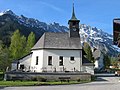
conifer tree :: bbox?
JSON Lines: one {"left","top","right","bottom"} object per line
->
{"left": 103, "top": 54, "right": 111, "bottom": 69}
{"left": 83, "top": 42, "right": 94, "bottom": 62}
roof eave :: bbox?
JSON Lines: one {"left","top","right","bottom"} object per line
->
{"left": 32, "top": 47, "right": 82, "bottom": 51}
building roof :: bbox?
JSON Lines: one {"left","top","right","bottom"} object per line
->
{"left": 93, "top": 49, "right": 101, "bottom": 60}
{"left": 12, "top": 52, "right": 33, "bottom": 63}
{"left": 32, "top": 32, "right": 82, "bottom": 50}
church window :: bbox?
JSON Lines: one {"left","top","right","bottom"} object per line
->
{"left": 36, "top": 56, "right": 39, "bottom": 65}
{"left": 48, "top": 56, "right": 52, "bottom": 65}
{"left": 20, "top": 64, "right": 24, "bottom": 70}
{"left": 70, "top": 57, "right": 74, "bottom": 61}
{"left": 59, "top": 56, "right": 63, "bottom": 66}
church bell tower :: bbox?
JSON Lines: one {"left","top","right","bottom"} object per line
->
{"left": 68, "top": 3, "right": 80, "bottom": 38}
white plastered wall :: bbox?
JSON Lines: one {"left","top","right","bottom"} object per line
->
{"left": 42, "top": 49, "right": 82, "bottom": 72}
{"left": 31, "top": 50, "right": 43, "bottom": 72}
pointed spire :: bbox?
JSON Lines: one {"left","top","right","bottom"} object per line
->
{"left": 71, "top": 3, "right": 77, "bottom": 20}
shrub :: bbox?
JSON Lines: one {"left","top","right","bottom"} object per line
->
{"left": 36, "top": 76, "right": 47, "bottom": 82}
{"left": 91, "top": 75, "right": 96, "bottom": 81}
{"left": 77, "top": 79, "right": 81, "bottom": 82}
{"left": 30, "top": 77, "right": 37, "bottom": 81}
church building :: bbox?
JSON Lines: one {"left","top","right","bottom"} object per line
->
{"left": 11, "top": 4, "right": 94, "bottom": 75}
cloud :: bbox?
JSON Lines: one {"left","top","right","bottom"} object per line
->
{"left": 40, "top": 1, "right": 63, "bottom": 13}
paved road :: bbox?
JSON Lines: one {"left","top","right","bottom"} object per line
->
{"left": 1, "top": 75, "right": 120, "bottom": 90}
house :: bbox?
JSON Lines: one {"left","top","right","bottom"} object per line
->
{"left": 11, "top": 4, "right": 94, "bottom": 75}
{"left": 11, "top": 53, "right": 32, "bottom": 72}
{"left": 93, "top": 49, "right": 104, "bottom": 70}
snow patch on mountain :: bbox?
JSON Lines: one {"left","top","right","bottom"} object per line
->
{"left": 0, "top": 9, "right": 15, "bottom": 16}
{"left": 0, "top": 12, "right": 4, "bottom": 16}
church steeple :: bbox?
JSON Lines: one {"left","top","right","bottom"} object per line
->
{"left": 68, "top": 3, "right": 80, "bottom": 38}
{"left": 71, "top": 3, "right": 77, "bottom": 20}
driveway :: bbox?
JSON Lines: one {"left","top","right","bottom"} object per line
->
{"left": 1, "top": 75, "right": 120, "bottom": 90}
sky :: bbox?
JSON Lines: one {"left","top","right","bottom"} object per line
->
{"left": 0, "top": 0, "right": 120, "bottom": 34}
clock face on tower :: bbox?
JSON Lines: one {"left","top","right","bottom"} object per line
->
{"left": 72, "top": 26, "right": 76, "bottom": 31}
{"left": 73, "top": 28, "right": 76, "bottom": 31}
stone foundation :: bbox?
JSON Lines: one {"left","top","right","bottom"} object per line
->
{"left": 4, "top": 71, "right": 91, "bottom": 81}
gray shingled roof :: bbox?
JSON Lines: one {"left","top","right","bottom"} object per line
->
{"left": 32, "top": 32, "right": 82, "bottom": 50}
{"left": 12, "top": 52, "right": 33, "bottom": 63}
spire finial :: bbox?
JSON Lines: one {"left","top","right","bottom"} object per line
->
{"left": 73, "top": 0, "right": 74, "bottom": 5}
{"left": 73, "top": 2, "right": 74, "bottom": 13}
{"left": 71, "top": 1, "right": 77, "bottom": 20}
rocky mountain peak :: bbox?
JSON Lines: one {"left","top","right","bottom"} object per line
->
{"left": 0, "top": 9, "right": 15, "bottom": 16}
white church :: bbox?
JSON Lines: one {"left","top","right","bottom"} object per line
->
{"left": 11, "top": 5, "right": 94, "bottom": 75}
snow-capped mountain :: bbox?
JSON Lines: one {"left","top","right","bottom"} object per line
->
{"left": 80, "top": 24, "right": 119, "bottom": 56}
{"left": 0, "top": 10, "right": 119, "bottom": 56}
{"left": 0, "top": 9, "right": 15, "bottom": 16}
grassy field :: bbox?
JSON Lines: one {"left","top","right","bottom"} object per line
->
{"left": 0, "top": 72, "right": 3, "bottom": 74}
{"left": 0, "top": 81, "right": 39, "bottom": 87}
{"left": 0, "top": 80, "right": 90, "bottom": 87}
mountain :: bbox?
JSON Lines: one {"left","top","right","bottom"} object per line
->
{"left": 0, "top": 9, "right": 68, "bottom": 46}
{"left": 0, "top": 10, "right": 119, "bottom": 56}
{"left": 80, "top": 24, "right": 119, "bottom": 56}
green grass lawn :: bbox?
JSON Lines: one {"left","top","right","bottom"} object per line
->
{"left": 0, "top": 81, "right": 39, "bottom": 87}
{"left": 0, "top": 72, "right": 3, "bottom": 74}
{"left": 0, "top": 80, "right": 90, "bottom": 87}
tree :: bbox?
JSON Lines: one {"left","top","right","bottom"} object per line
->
{"left": 25, "top": 32, "right": 35, "bottom": 54}
{"left": 103, "top": 54, "right": 111, "bottom": 69}
{"left": 83, "top": 42, "right": 94, "bottom": 62}
{"left": 9, "top": 30, "right": 26, "bottom": 60}
{"left": 19, "top": 35, "right": 26, "bottom": 56}
{"left": 0, "top": 41, "right": 11, "bottom": 71}
{"left": 111, "top": 60, "right": 118, "bottom": 68}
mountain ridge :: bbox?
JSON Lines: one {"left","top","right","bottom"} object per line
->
{"left": 0, "top": 9, "right": 119, "bottom": 56}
